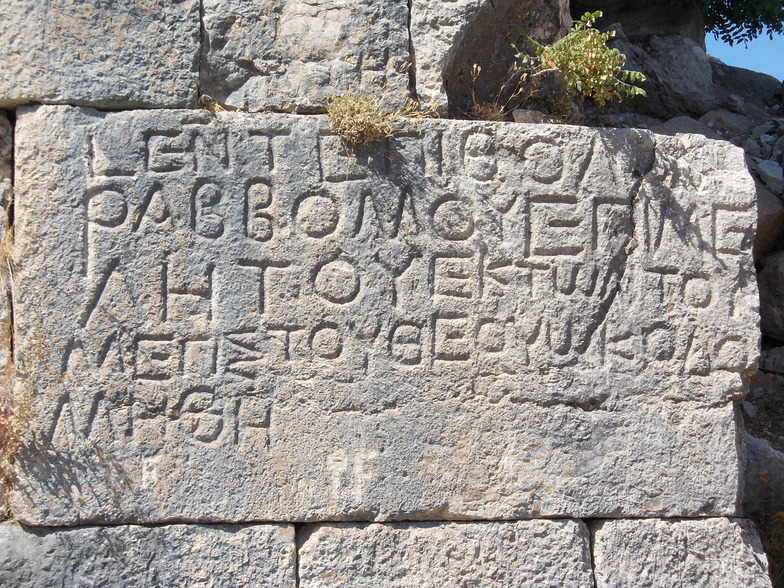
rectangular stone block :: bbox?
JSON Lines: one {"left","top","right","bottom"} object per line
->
{"left": 10, "top": 106, "right": 757, "bottom": 524}
{"left": 592, "top": 518, "right": 771, "bottom": 588}
{"left": 0, "top": 1, "right": 199, "bottom": 108}
{"left": 0, "top": 522, "right": 297, "bottom": 587}
{"left": 201, "top": 0, "right": 411, "bottom": 112}
{"left": 299, "top": 520, "right": 593, "bottom": 588}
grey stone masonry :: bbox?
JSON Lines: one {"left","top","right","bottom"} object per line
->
{"left": 298, "top": 520, "right": 594, "bottom": 587}
{"left": 593, "top": 518, "right": 771, "bottom": 588}
{"left": 0, "top": 0, "right": 199, "bottom": 108}
{"left": 201, "top": 0, "right": 411, "bottom": 113}
{"left": 1, "top": 0, "right": 569, "bottom": 112}
{"left": 10, "top": 106, "right": 757, "bottom": 525}
{"left": 0, "top": 522, "right": 297, "bottom": 587}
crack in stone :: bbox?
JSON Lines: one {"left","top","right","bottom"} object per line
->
{"left": 406, "top": 0, "right": 418, "bottom": 101}
{"left": 196, "top": 0, "right": 206, "bottom": 104}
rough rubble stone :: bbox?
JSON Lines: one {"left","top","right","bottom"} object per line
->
{"left": 0, "top": 0, "right": 199, "bottom": 109}
{"left": 700, "top": 109, "right": 757, "bottom": 143}
{"left": 759, "top": 251, "right": 784, "bottom": 341}
{"left": 0, "top": 522, "right": 296, "bottom": 587}
{"left": 773, "top": 135, "right": 784, "bottom": 166}
{"left": 710, "top": 59, "right": 783, "bottom": 110}
{"left": 512, "top": 109, "right": 552, "bottom": 124}
{"left": 757, "top": 159, "right": 784, "bottom": 194}
{"left": 201, "top": 0, "right": 411, "bottom": 113}
{"left": 650, "top": 115, "right": 721, "bottom": 140}
{"left": 753, "top": 186, "right": 784, "bottom": 262}
{"left": 411, "top": 0, "right": 570, "bottom": 112}
{"left": 592, "top": 518, "right": 771, "bottom": 588}
{"left": 612, "top": 35, "right": 714, "bottom": 120}
{"left": 299, "top": 520, "right": 593, "bottom": 588}
{"left": 759, "top": 347, "right": 784, "bottom": 373}
{"left": 745, "top": 433, "right": 784, "bottom": 520}
{"left": 10, "top": 106, "right": 757, "bottom": 525}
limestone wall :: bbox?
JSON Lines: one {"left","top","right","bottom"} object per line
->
{"left": 0, "top": 1, "right": 772, "bottom": 586}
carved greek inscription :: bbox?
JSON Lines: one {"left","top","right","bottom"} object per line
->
{"left": 53, "top": 114, "right": 749, "bottom": 446}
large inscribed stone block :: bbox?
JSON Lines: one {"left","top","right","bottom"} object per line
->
{"left": 299, "top": 520, "right": 593, "bottom": 587}
{"left": 0, "top": 1, "right": 199, "bottom": 108}
{"left": 201, "top": 0, "right": 410, "bottom": 112}
{"left": 11, "top": 106, "right": 757, "bottom": 525}
{"left": 0, "top": 522, "right": 297, "bottom": 587}
{"left": 592, "top": 518, "right": 771, "bottom": 588}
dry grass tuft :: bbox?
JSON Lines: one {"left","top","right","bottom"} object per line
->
{"left": 327, "top": 94, "right": 439, "bottom": 147}
{"left": 0, "top": 210, "right": 38, "bottom": 487}
{"left": 327, "top": 93, "right": 394, "bottom": 147}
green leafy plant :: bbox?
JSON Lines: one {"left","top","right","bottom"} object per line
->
{"left": 517, "top": 11, "right": 647, "bottom": 108}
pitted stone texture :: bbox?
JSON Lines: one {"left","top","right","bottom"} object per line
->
{"left": 0, "top": 522, "right": 296, "bottom": 587}
{"left": 592, "top": 518, "right": 771, "bottom": 588}
{"left": 11, "top": 106, "right": 757, "bottom": 524}
{"left": 201, "top": 0, "right": 410, "bottom": 113}
{"left": 299, "top": 520, "right": 593, "bottom": 588}
{"left": 411, "top": 0, "right": 570, "bottom": 111}
{"left": 0, "top": 1, "right": 198, "bottom": 108}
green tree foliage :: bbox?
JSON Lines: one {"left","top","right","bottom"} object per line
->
{"left": 687, "top": 0, "right": 784, "bottom": 45}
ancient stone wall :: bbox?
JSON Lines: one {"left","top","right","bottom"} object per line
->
{"left": 0, "top": 1, "right": 773, "bottom": 586}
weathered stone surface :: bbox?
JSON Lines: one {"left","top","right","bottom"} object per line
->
{"left": 745, "top": 433, "right": 784, "bottom": 519}
{"left": 650, "top": 115, "right": 721, "bottom": 140}
{"left": 700, "top": 109, "right": 758, "bottom": 143}
{"left": 512, "top": 109, "right": 553, "bottom": 124}
{"left": 757, "top": 159, "right": 784, "bottom": 194}
{"left": 592, "top": 518, "right": 771, "bottom": 588}
{"left": 411, "top": 0, "right": 570, "bottom": 112}
{"left": 11, "top": 106, "right": 757, "bottom": 524}
{"left": 299, "top": 520, "right": 593, "bottom": 587}
{"left": 201, "top": 0, "right": 410, "bottom": 113}
{"left": 0, "top": 522, "right": 296, "bottom": 586}
{"left": 613, "top": 35, "right": 715, "bottom": 119}
{"left": 759, "top": 251, "right": 784, "bottom": 341}
{"left": 759, "top": 347, "right": 784, "bottom": 373}
{"left": 710, "top": 59, "right": 783, "bottom": 110}
{"left": 0, "top": 1, "right": 199, "bottom": 108}
{"left": 753, "top": 186, "right": 784, "bottom": 262}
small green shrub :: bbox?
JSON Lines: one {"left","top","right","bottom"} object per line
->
{"left": 517, "top": 11, "right": 647, "bottom": 108}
